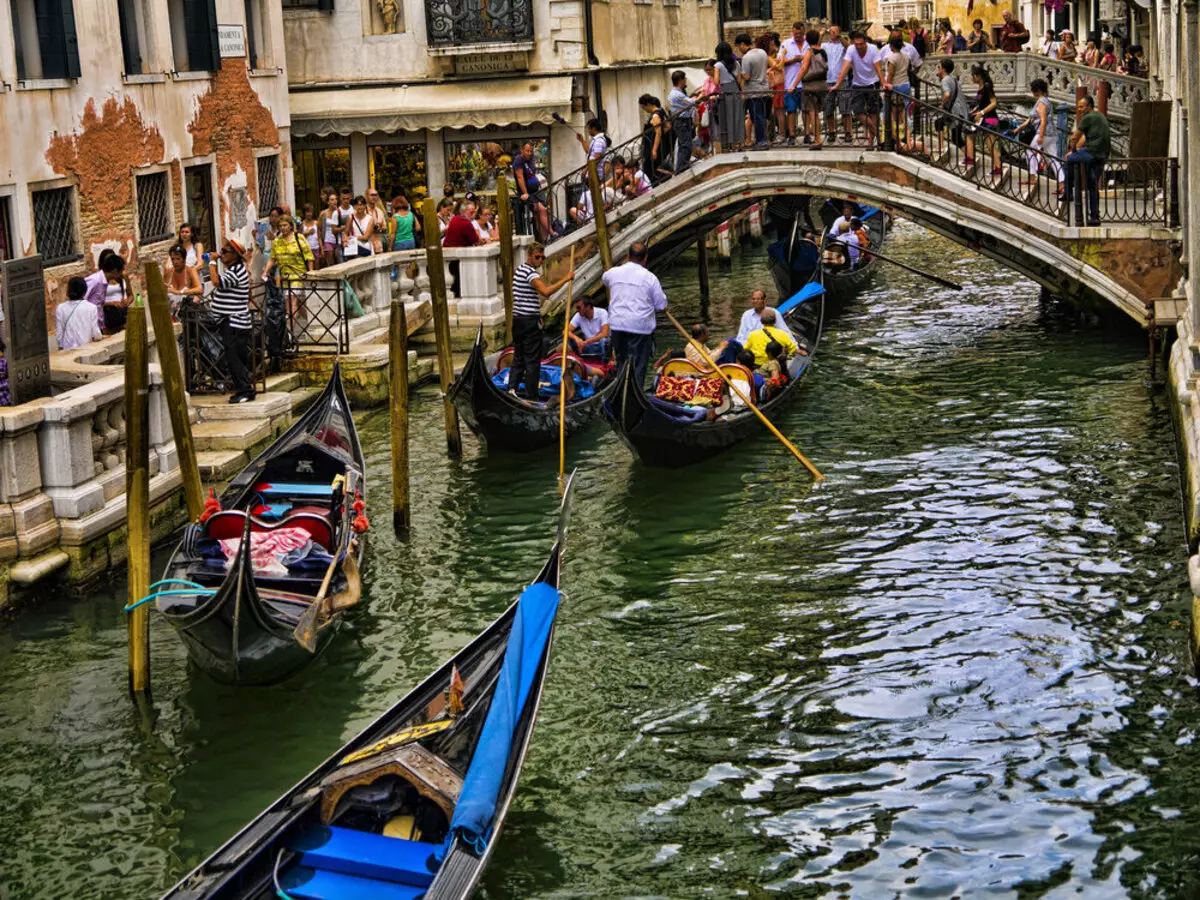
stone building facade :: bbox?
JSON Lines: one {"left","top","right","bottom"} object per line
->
{"left": 0, "top": 0, "right": 292, "bottom": 324}
{"left": 282, "top": 0, "right": 719, "bottom": 210}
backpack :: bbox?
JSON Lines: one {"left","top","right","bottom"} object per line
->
{"left": 912, "top": 28, "right": 928, "bottom": 57}
{"left": 953, "top": 34, "right": 967, "bottom": 52}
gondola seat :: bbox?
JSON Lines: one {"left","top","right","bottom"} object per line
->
{"left": 290, "top": 825, "right": 440, "bottom": 887}
{"left": 279, "top": 866, "right": 426, "bottom": 900}
{"left": 204, "top": 510, "right": 334, "bottom": 551}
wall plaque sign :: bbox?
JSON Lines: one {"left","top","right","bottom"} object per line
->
{"left": 1, "top": 256, "right": 51, "bottom": 405}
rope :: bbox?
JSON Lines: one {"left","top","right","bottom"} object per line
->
{"left": 273, "top": 848, "right": 296, "bottom": 900}
{"left": 124, "top": 587, "right": 215, "bottom": 612}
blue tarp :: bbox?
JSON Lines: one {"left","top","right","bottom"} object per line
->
{"left": 444, "top": 581, "right": 561, "bottom": 853}
{"left": 777, "top": 281, "right": 826, "bottom": 316}
{"left": 492, "top": 365, "right": 595, "bottom": 400}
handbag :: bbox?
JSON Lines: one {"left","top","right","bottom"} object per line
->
{"left": 699, "top": 103, "right": 711, "bottom": 128}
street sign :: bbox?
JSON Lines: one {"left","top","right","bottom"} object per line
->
{"left": 0, "top": 255, "right": 51, "bottom": 405}
{"left": 218, "top": 24, "right": 246, "bottom": 58}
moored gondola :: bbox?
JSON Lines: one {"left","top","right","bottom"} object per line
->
{"left": 160, "top": 475, "right": 575, "bottom": 900}
{"left": 447, "top": 325, "right": 617, "bottom": 453}
{"left": 768, "top": 199, "right": 888, "bottom": 301}
{"left": 602, "top": 277, "right": 825, "bottom": 468}
{"left": 152, "top": 365, "right": 366, "bottom": 686}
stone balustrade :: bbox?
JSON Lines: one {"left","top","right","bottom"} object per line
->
{"left": 923, "top": 52, "right": 1149, "bottom": 120}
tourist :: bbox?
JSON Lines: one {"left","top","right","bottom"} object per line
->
{"left": 208, "top": 239, "right": 255, "bottom": 403}
{"left": 435, "top": 198, "right": 455, "bottom": 237}
{"left": 827, "top": 202, "right": 857, "bottom": 238}
{"left": 570, "top": 183, "right": 615, "bottom": 225}
{"left": 508, "top": 243, "right": 575, "bottom": 401}
{"left": 954, "top": 27, "right": 968, "bottom": 53}
{"left": 389, "top": 196, "right": 420, "bottom": 251}
{"left": 736, "top": 288, "right": 796, "bottom": 345}
{"left": 1121, "top": 45, "right": 1146, "bottom": 76}
{"left": 166, "top": 244, "right": 203, "bottom": 320}
{"left": 937, "top": 21, "right": 955, "bottom": 55}
{"left": 442, "top": 199, "right": 479, "bottom": 299}
{"left": 736, "top": 34, "right": 770, "bottom": 150}
{"left": 911, "top": 18, "right": 929, "bottom": 56}
{"left": 885, "top": 33, "right": 912, "bottom": 145}
{"left": 831, "top": 31, "right": 888, "bottom": 146}
{"left": 331, "top": 189, "right": 355, "bottom": 259}
{"left": 683, "top": 322, "right": 731, "bottom": 367}
{"left": 1082, "top": 38, "right": 1100, "bottom": 67}
{"left": 697, "top": 60, "right": 719, "bottom": 153}
{"left": 1039, "top": 29, "right": 1059, "bottom": 58}
{"left": 175, "top": 222, "right": 205, "bottom": 272}
{"left": 638, "top": 93, "right": 671, "bottom": 184}
{"left": 743, "top": 308, "right": 798, "bottom": 367}
{"left": 1058, "top": 30, "right": 1078, "bottom": 62}
{"left": 263, "top": 215, "right": 315, "bottom": 334}
{"left": 667, "top": 71, "right": 697, "bottom": 174}
{"left": 1065, "top": 94, "right": 1110, "bottom": 226}
{"left": 735, "top": 348, "right": 766, "bottom": 406}
{"left": 474, "top": 205, "right": 498, "bottom": 243}
{"left": 821, "top": 26, "right": 851, "bottom": 144}
{"left": 1099, "top": 43, "right": 1118, "bottom": 71}
{"left": 512, "top": 142, "right": 550, "bottom": 240}
{"left": 342, "top": 195, "right": 375, "bottom": 258}
{"left": 966, "top": 64, "right": 1002, "bottom": 179}
{"left": 56, "top": 276, "right": 102, "bottom": 351}
{"left": 714, "top": 42, "right": 742, "bottom": 149}
{"left": 797, "top": 30, "right": 828, "bottom": 149}
{"left": 935, "top": 59, "right": 971, "bottom": 154}
{"left": 1018, "top": 78, "right": 1064, "bottom": 199}
{"left": 998, "top": 10, "right": 1030, "bottom": 52}
{"left": 967, "top": 19, "right": 989, "bottom": 53}
{"left": 780, "top": 22, "right": 807, "bottom": 145}
{"left": 317, "top": 191, "right": 341, "bottom": 267}
{"left": 98, "top": 253, "right": 131, "bottom": 334}
{"left": 603, "top": 241, "right": 667, "bottom": 388}
{"left": 569, "top": 298, "right": 611, "bottom": 359}
{"left": 300, "top": 204, "right": 321, "bottom": 265}
{"left": 625, "top": 160, "right": 653, "bottom": 198}
{"left": 365, "top": 189, "right": 388, "bottom": 254}
{"left": 574, "top": 118, "right": 610, "bottom": 179}
{"left": 765, "top": 33, "right": 786, "bottom": 143}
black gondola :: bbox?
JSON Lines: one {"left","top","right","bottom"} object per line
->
{"left": 161, "top": 475, "right": 575, "bottom": 900}
{"left": 768, "top": 199, "right": 888, "bottom": 300}
{"left": 154, "top": 365, "right": 366, "bottom": 686}
{"left": 446, "top": 325, "right": 617, "bottom": 453}
{"left": 602, "top": 277, "right": 825, "bottom": 468}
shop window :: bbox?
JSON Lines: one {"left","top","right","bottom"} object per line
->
{"left": 257, "top": 154, "right": 281, "bottom": 213}
{"left": 31, "top": 186, "right": 80, "bottom": 266}
{"left": 11, "top": 0, "right": 81, "bottom": 80}
{"left": 369, "top": 144, "right": 428, "bottom": 208}
{"left": 167, "top": 0, "right": 220, "bottom": 72}
{"left": 444, "top": 136, "right": 549, "bottom": 196}
{"left": 724, "top": 0, "right": 770, "bottom": 21}
{"left": 292, "top": 147, "right": 351, "bottom": 212}
{"left": 136, "top": 172, "right": 174, "bottom": 245}
{"left": 185, "top": 164, "right": 216, "bottom": 252}
{"left": 0, "top": 198, "right": 13, "bottom": 262}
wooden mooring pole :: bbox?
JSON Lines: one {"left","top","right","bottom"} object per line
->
{"left": 586, "top": 159, "right": 613, "bottom": 271}
{"left": 125, "top": 296, "right": 151, "bottom": 696}
{"left": 143, "top": 262, "right": 204, "bottom": 521}
{"left": 389, "top": 300, "right": 411, "bottom": 533}
{"left": 697, "top": 229, "right": 710, "bottom": 303}
{"left": 422, "top": 198, "right": 463, "bottom": 457}
{"left": 496, "top": 173, "right": 516, "bottom": 345}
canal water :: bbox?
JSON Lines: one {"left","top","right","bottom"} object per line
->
{"left": 2, "top": 220, "right": 1199, "bottom": 899}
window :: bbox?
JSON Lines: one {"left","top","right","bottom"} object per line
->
{"left": 723, "top": 0, "right": 770, "bottom": 20}
{"left": 10, "top": 0, "right": 81, "bottom": 80}
{"left": 256, "top": 154, "right": 280, "bottom": 213}
{"left": 136, "top": 172, "right": 173, "bottom": 245}
{"left": 292, "top": 146, "right": 351, "bottom": 211}
{"left": 0, "top": 197, "right": 13, "bottom": 262}
{"left": 167, "top": 0, "right": 220, "bottom": 72}
{"left": 282, "top": 0, "right": 333, "bottom": 9}
{"left": 118, "top": 0, "right": 149, "bottom": 74}
{"left": 425, "top": 0, "right": 531, "bottom": 45}
{"left": 31, "top": 186, "right": 79, "bottom": 265}
{"left": 185, "top": 164, "right": 216, "bottom": 252}
{"left": 445, "top": 135, "right": 548, "bottom": 194}
{"left": 244, "top": 0, "right": 265, "bottom": 68}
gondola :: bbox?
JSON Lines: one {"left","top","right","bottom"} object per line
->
{"left": 161, "top": 475, "right": 575, "bottom": 900}
{"left": 768, "top": 199, "right": 888, "bottom": 301}
{"left": 153, "top": 365, "right": 366, "bottom": 686}
{"left": 602, "top": 275, "right": 825, "bottom": 468}
{"left": 446, "top": 324, "right": 618, "bottom": 453}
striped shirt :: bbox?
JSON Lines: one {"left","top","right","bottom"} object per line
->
{"left": 513, "top": 263, "right": 542, "bottom": 317}
{"left": 211, "top": 261, "right": 251, "bottom": 329}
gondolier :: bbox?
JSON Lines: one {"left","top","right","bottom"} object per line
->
{"left": 603, "top": 242, "right": 668, "bottom": 388}
{"left": 208, "top": 239, "right": 255, "bottom": 403}
{"left": 507, "top": 243, "right": 575, "bottom": 401}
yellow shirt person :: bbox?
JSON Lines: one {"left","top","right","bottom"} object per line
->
{"left": 744, "top": 324, "right": 798, "bottom": 367}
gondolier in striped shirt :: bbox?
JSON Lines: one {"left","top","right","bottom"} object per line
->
{"left": 507, "top": 243, "right": 575, "bottom": 401}
{"left": 208, "top": 239, "right": 256, "bottom": 404}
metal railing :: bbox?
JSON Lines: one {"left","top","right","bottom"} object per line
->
{"left": 424, "top": 0, "right": 533, "bottom": 45}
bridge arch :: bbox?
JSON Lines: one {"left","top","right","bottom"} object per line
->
{"left": 546, "top": 151, "right": 1177, "bottom": 327}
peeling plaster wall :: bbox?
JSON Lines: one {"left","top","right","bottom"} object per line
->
{"left": 0, "top": 0, "right": 292, "bottom": 335}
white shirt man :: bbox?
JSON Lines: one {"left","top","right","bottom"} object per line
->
{"left": 56, "top": 293, "right": 103, "bottom": 351}
{"left": 843, "top": 40, "right": 885, "bottom": 87}
{"left": 569, "top": 302, "right": 610, "bottom": 356}
{"left": 736, "top": 291, "right": 796, "bottom": 345}
{"left": 780, "top": 26, "right": 807, "bottom": 92}
{"left": 900, "top": 41, "right": 922, "bottom": 72}
{"left": 605, "top": 257, "right": 667, "bottom": 335}
{"left": 823, "top": 30, "right": 847, "bottom": 87}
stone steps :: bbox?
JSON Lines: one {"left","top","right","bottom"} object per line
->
{"left": 192, "top": 418, "right": 274, "bottom": 452}
{"left": 191, "top": 392, "right": 292, "bottom": 422}
{"left": 196, "top": 449, "right": 249, "bottom": 480}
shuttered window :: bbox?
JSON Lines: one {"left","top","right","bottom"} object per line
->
{"left": 10, "top": 0, "right": 81, "bottom": 80}
{"left": 169, "top": 0, "right": 220, "bottom": 72}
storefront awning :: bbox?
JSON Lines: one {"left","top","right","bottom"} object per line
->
{"left": 290, "top": 76, "right": 574, "bottom": 137}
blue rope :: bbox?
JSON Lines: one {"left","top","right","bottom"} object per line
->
{"left": 124, "top": 587, "right": 215, "bottom": 612}
{"left": 149, "top": 578, "right": 207, "bottom": 591}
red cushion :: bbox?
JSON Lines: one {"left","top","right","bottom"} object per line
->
{"left": 204, "top": 510, "right": 332, "bottom": 550}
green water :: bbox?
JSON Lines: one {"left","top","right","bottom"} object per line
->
{"left": 2, "top": 221, "right": 1199, "bottom": 899}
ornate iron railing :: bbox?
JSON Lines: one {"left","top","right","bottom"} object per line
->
{"left": 425, "top": 0, "right": 533, "bottom": 46}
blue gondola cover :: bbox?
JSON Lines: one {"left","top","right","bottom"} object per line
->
{"left": 444, "top": 581, "right": 561, "bottom": 852}
{"left": 777, "top": 281, "right": 826, "bottom": 316}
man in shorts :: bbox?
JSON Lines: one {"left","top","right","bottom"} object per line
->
{"left": 831, "top": 31, "right": 888, "bottom": 146}
{"left": 779, "top": 22, "right": 807, "bottom": 145}
{"left": 821, "top": 26, "right": 851, "bottom": 143}
{"left": 512, "top": 141, "right": 549, "bottom": 241}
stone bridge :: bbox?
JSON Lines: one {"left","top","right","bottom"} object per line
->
{"left": 542, "top": 149, "right": 1181, "bottom": 328}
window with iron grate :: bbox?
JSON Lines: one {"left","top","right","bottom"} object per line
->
{"left": 257, "top": 155, "right": 280, "bottom": 214}
{"left": 32, "top": 186, "right": 80, "bottom": 266}
{"left": 136, "top": 171, "right": 174, "bottom": 245}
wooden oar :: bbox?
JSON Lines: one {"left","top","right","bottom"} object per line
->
{"left": 810, "top": 237, "right": 963, "bottom": 291}
{"left": 663, "top": 310, "right": 824, "bottom": 482}
{"left": 558, "top": 246, "right": 577, "bottom": 494}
